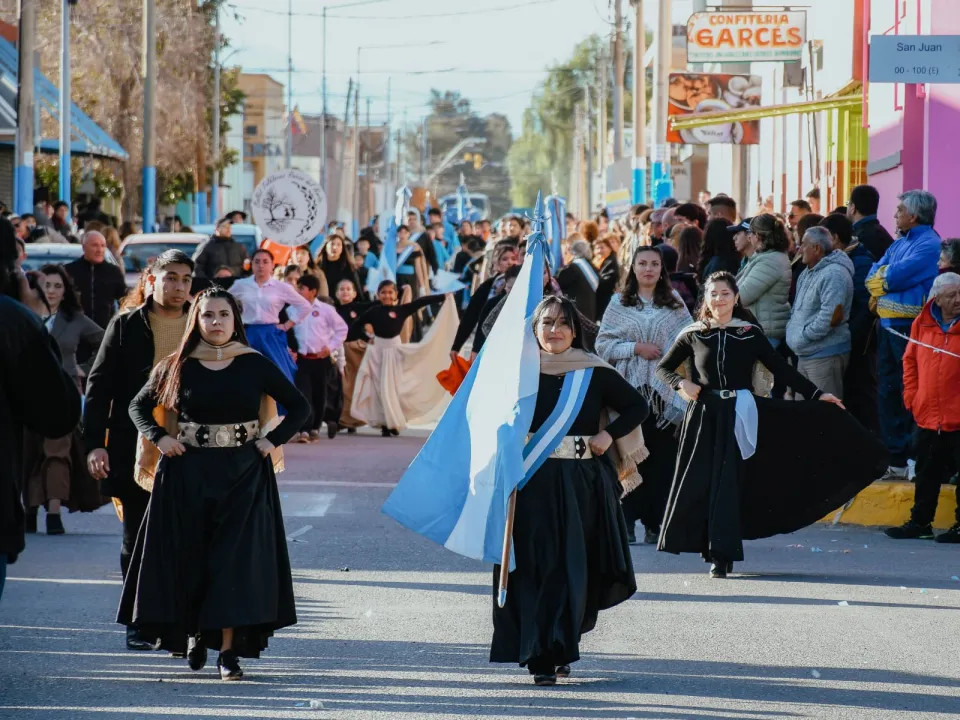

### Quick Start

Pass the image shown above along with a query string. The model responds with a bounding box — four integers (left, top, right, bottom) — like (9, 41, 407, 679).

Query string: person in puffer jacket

(884, 273, 960, 543)
(866, 190, 942, 479)
(736, 214, 792, 344)
(785, 227, 854, 399)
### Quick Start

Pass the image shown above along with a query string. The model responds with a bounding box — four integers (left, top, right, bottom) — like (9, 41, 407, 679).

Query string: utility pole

(585, 88, 593, 215)
(336, 79, 353, 224)
(143, 0, 157, 232)
(384, 77, 391, 198)
(612, 0, 624, 162)
(364, 96, 371, 226)
(285, 0, 293, 169)
(597, 49, 607, 184)
(419, 117, 428, 183)
(321, 6, 327, 189)
(15, 0, 36, 215)
(210, 3, 221, 221)
(629, 0, 646, 204)
(58, 0, 71, 206)
(352, 87, 360, 236)
(651, 0, 673, 206)
(721, 0, 751, 212)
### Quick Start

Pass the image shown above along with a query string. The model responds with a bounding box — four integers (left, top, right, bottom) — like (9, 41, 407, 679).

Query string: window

(245, 125, 258, 136)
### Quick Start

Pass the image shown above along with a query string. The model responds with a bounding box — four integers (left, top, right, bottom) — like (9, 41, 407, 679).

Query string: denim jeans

(876, 324, 915, 467)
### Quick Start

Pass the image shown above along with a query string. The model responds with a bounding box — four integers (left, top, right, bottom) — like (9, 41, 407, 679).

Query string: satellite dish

(251, 169, 327, 247)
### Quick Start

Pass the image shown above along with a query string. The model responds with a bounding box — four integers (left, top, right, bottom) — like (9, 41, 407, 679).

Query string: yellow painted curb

(820, 480, 958, 529)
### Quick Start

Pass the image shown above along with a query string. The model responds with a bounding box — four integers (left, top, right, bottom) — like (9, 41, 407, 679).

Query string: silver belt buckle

(718, 390, 736, 399)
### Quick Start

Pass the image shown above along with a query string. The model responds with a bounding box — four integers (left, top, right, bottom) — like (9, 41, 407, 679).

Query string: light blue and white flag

(382, 193, 550, 566)
(545, 195, 567, 273)
(365, 187, 409, 296)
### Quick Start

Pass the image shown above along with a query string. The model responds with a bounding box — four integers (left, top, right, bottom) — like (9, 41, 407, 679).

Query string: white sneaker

(880, 466, 908, 481)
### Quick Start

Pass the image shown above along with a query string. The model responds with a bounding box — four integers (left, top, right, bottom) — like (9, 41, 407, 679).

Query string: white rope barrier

(883, 325, 960, 360)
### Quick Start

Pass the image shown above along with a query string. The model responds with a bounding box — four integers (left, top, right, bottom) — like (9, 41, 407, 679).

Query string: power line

(232, 0, 559, 20)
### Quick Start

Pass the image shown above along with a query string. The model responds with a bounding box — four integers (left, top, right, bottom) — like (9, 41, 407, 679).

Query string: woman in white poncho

(596, 245, 691, 545)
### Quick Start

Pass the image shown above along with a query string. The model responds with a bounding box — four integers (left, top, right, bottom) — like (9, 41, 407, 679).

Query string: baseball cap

(728, 217, 753, 233)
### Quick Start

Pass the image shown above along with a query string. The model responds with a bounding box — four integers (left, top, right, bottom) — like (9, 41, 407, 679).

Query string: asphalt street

(2, 428, 960, 720)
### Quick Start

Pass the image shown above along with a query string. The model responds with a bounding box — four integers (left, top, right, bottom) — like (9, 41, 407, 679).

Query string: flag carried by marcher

(365, 186, 408, 296)
(382, 194, 549, 566)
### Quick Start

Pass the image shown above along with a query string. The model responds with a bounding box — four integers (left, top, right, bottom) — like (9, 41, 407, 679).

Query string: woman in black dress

(491, 295, 648, 686)
(655, 272, 887, 578)
(334, 279, 373, 432)
(120, 287, 310, 680)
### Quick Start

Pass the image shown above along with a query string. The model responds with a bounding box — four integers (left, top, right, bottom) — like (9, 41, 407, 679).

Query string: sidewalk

(821, 480, 958, 529)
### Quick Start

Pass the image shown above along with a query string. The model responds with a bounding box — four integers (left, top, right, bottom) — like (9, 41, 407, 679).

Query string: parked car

(20, 242, 121, 273)
(119, 233, 208, 288)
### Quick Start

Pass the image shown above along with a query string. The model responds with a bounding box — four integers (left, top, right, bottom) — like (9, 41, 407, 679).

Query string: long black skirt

(490, 455, 636, 671)
(659, 394, 889, 562)
(621, 413, 679, 530)
(117, 443, 297, 657)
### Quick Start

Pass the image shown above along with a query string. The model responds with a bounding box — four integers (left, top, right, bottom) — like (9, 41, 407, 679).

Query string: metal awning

(0, 37, 128, 160)
(669, 94, 863, 131)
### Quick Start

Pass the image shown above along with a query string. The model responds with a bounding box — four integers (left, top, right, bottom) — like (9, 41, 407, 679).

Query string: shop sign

(687, 10, 806, 63)
(667, 73, 762, 146)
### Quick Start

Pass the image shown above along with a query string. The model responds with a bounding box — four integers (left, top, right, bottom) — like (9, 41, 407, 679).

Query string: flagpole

(497, 488, 518, 608)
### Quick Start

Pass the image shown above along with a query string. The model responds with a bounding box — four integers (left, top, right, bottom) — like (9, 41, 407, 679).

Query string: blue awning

(0, 37, 128, 161)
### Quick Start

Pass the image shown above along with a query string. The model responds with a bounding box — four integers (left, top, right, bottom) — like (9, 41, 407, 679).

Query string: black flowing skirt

(659, 394, 889, 562)
(490, 455, 636, 670)
(621, 413, 680, 530)
(117, 443, 297, 658)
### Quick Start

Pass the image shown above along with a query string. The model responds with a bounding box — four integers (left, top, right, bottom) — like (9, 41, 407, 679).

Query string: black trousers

(295, 356, 343, 431)
(119, 484, 151, 581)
(843, 339, 880, 436)
(910, 429, 960, 526)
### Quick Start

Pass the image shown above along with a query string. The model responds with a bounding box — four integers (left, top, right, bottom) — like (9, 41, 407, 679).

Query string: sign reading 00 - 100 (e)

(869, 35, 960, 84)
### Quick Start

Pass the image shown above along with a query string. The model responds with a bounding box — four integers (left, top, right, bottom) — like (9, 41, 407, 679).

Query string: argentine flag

(366, 188, 408, 296)
(382, 234, 546, 566)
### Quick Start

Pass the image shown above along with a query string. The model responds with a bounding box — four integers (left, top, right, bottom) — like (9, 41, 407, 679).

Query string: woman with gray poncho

(596, 246, 691, 544)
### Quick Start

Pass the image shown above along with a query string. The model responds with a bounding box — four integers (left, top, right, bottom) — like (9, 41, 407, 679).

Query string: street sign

(687, 10, 806, 63)
(869, 35, 960, 84)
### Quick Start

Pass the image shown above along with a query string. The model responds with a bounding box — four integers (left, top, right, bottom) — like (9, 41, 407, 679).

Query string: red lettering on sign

(696, 28, 714, 47)
(738, 28, 753, 46)
(787, 27, 803, 45)
(755, 27, 770, 45)
(716, 28, 735, 47)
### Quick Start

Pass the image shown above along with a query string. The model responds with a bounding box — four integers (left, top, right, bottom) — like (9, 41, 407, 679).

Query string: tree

(404, 90, 513, 217)
(507, 31, 652, 208)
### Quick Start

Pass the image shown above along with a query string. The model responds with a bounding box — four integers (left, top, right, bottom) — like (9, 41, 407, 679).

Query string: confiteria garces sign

(686, 10, 807, 63)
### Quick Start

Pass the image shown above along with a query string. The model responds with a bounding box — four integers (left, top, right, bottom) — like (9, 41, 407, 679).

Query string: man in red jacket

(885, 272, 960, 542)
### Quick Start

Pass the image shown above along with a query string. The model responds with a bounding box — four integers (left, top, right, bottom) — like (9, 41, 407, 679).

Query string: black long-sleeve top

(531, 366, 649, 438)
(471, 293, 504, 353)
(337, 300, 373, 342)
(655, 324, 822, 398)
(453, 275, 498, 351)
(129, 353, 310, 448)
(350, 294, 446, 340)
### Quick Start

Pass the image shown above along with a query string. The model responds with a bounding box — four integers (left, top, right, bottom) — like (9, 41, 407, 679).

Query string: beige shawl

(134, 341, 284, 492)
(539, 348, 649, 494)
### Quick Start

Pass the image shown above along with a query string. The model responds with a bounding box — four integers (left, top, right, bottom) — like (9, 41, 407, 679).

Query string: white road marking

(279, 492, 336, 517)
(278, 479, 397, 488)
(285, 525, 313, 542)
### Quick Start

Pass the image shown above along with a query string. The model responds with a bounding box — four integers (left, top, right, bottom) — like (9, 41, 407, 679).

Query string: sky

(223, 0, 695, 135)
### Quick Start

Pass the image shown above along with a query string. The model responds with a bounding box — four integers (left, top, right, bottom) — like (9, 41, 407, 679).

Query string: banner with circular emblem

(251, 169, 327, 247)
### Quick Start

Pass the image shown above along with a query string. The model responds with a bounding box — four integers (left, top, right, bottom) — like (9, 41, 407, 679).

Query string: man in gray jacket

(786, 226, 854, 398)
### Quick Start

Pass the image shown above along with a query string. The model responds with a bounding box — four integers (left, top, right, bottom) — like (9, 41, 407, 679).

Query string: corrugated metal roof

(0, 37, 128, 160)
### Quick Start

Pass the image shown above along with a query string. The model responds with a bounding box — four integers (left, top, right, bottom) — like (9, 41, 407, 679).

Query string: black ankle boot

(25, 507, 38, 534)
(46, 513, 65, 535)
(187, 635, 207, 671)
(218, 650, 243, 680)
(126, 626, 157, 651)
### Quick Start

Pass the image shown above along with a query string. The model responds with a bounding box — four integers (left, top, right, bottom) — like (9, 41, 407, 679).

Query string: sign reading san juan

(869, 35, 960, 84)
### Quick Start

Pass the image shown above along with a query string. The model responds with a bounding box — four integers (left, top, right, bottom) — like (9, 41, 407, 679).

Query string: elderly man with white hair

(64, 230, 127, 328)
(885, 272, 960, 542)
(557, 236, 599, 321)
(785, 226, 855, 398)
(866, 189, 942, 480)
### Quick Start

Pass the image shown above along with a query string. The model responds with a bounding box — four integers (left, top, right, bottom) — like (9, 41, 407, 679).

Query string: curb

(820, 480, 958, 529)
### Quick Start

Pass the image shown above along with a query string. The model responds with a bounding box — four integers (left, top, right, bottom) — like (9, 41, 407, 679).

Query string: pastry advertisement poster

(667, 73, 762, 146)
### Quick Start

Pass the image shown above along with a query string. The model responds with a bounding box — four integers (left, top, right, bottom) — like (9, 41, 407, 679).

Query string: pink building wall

(866, 0, 960, 237)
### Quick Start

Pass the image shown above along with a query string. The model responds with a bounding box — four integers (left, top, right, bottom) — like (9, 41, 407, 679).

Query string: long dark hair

(750, 214, 790, 253)
(152, 287, 247, 409)
(0, 216, 19, 298)
(697, 218, 738, 280)
(676, 225, 703, 274)
(696, 271, 762, 329)
(319, 234, 355, 270)
(40, 264, 83, 319)
(619, 246, 683, 310)
(531, 294, 597, 352)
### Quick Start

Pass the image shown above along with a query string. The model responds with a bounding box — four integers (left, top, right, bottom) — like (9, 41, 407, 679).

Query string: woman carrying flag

(381, 199, 647, 687)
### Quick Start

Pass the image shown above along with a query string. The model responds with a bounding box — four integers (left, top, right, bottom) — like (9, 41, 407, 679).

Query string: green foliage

(34, 158, 122, 201)
(158, 172, 196, 206)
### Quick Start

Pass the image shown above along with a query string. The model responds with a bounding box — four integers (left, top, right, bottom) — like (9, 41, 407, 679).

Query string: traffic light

(473, 153, 483, 170)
